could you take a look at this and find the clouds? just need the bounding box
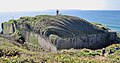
[0,0,119,12]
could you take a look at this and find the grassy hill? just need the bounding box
[0,15,120,63]
[0,37,120,63]
[2,15,114,51]
[2,15,104,38]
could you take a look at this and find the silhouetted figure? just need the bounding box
[56,10,59,15]
[108,49,113,54]
[101,48,105,56]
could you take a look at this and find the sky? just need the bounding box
[0,0,120,12]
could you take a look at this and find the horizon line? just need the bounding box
[0,9,120,13]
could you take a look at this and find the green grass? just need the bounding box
[3,19,14,24]
[91,22,109,30]
[0,37,120,63]
[29,34,39,46]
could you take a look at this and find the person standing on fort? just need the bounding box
[56,10,59,15]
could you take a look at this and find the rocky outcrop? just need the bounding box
[1,21,15,34]
[54,31,117,50]
[1,15,118,51]
[25,31,57,52]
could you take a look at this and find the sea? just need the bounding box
[0,10,120,32]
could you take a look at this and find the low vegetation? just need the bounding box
[91,22,109,30]
[0,37,120,63]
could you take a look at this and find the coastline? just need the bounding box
[0,10,120,32]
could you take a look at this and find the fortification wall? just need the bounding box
[54,32,117,50]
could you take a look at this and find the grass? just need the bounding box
[0,37,120,63]
[106,45,120,63]
[3,19,14,24]
[28,34,39,46]
[91,22,109,30]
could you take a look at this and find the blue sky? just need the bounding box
[0,0,120,12]
[106,0,120,10]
